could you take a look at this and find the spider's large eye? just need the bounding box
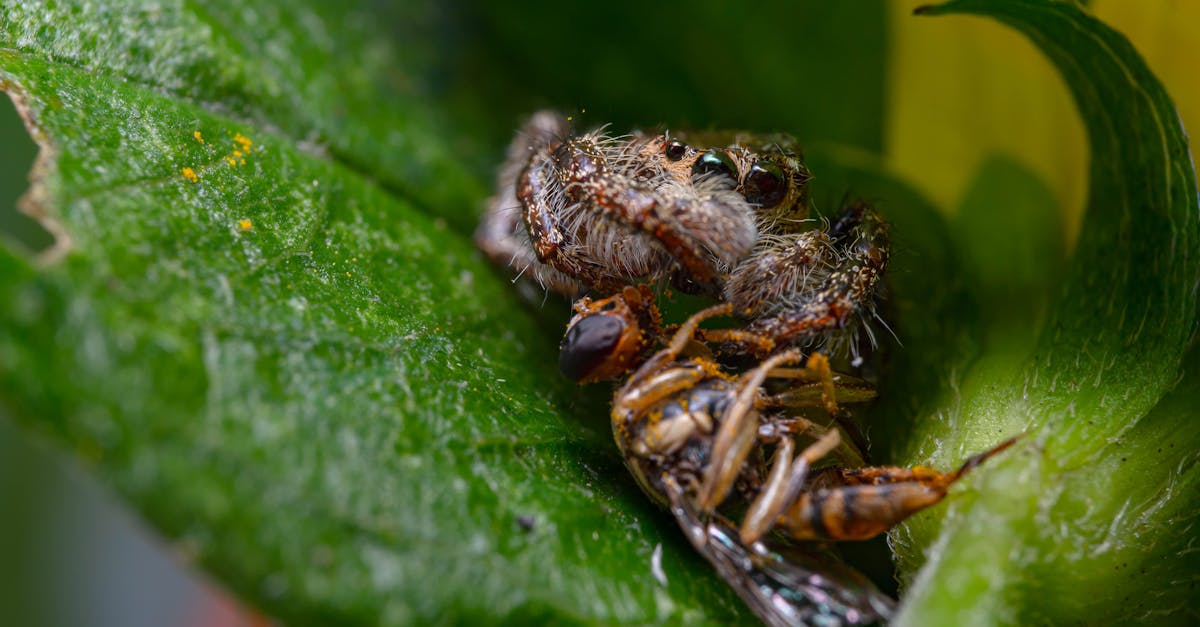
[664,140,687,161]
[691,150,737,184]
[559,314,625,381]
[743,160,787,207]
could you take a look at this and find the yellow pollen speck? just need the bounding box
[193,131,204,143]
[238,219,253,231]
[181,167,198,183]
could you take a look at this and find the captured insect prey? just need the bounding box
[602,304,1019,626]
[475,111,891,369]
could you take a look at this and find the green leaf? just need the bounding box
[0,4,754,624]
[0,2,485,232]
[885,1,1200,624]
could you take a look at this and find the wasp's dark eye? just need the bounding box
[743,160,787,207]
[559,314,625,381]
[691,150,737,184]
[664,140,687,161]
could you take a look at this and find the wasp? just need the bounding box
[581,302,1019,626]
[475,112,890,364]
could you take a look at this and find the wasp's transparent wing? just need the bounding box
[666,481,895,627]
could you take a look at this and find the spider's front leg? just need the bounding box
[474,111,586,296]
[725,201,890,355]
[518,138,636,294]
[556,132,758,293]
[584,180,752,292]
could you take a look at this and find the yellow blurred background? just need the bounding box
[886,0,1198,245]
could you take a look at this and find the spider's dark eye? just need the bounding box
[743,160,787,207]
[559,314,625,381]
[691,150,737,184]
[664,140,687,161]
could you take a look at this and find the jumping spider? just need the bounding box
[475,111,890,371]
[603,303,1019,626]
[475,113,1003,625]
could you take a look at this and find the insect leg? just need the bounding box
[763,370,877,408]
[620,302,734,389]
[698,349,804,511]
[611,302,733,423]
[695,327,776,357]
[740,429,841,545]
[759,417,868,470]
[757,353,872,466]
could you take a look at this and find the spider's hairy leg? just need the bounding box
[474,192,584,296]
[474,111,586,295]
[591,181,715,285]
[518,141,631,293]
[729,201,890,352]
[563,134,757,292]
